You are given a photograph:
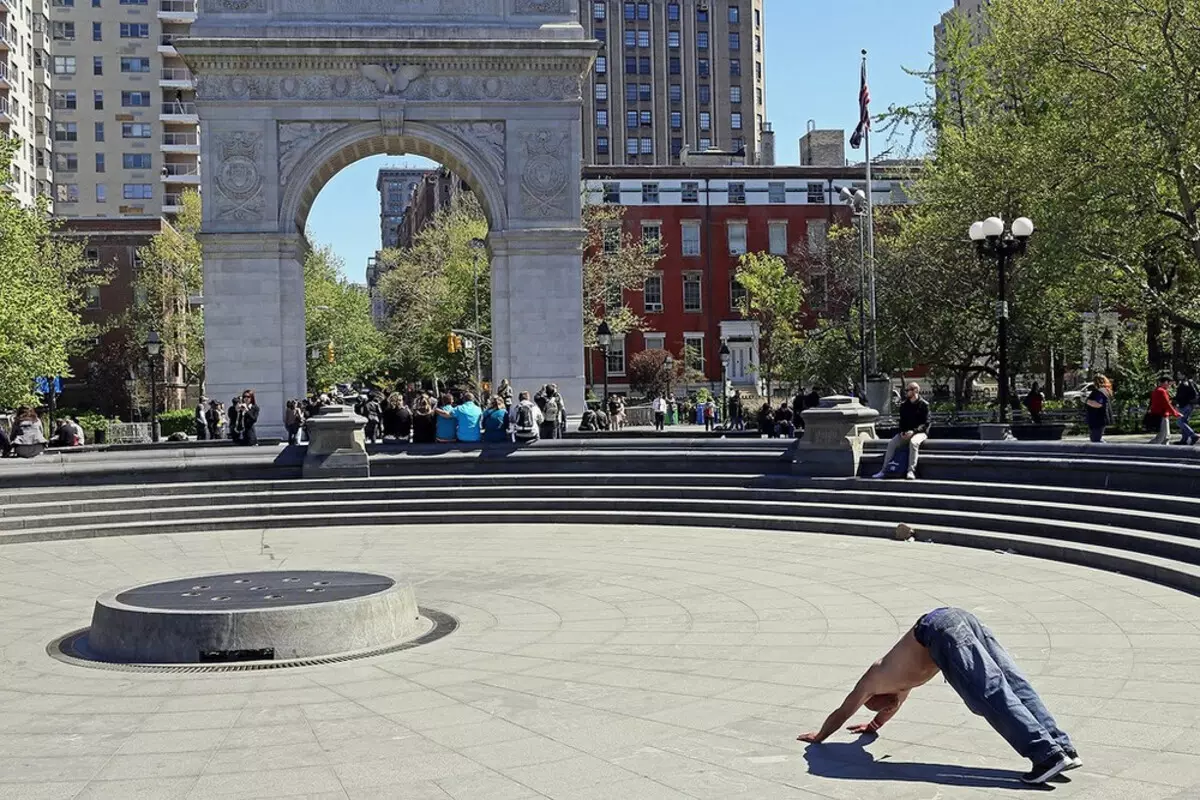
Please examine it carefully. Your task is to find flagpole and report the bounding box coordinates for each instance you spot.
[862,49,878,377]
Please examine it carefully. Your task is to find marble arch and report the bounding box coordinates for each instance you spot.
[177,0,595,436]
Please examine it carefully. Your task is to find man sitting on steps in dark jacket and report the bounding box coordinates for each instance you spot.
[874,382,931,480]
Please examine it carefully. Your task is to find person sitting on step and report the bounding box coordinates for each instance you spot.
[874,382,930,480]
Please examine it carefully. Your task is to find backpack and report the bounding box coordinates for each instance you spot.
[1175,380,1198,407]
[542,395,560,421]
[513,403,537,435]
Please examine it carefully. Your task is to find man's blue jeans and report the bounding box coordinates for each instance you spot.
[914,608,1072,763]
[1179,405,1196,443]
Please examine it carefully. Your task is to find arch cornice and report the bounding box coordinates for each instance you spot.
[278,121,509,235]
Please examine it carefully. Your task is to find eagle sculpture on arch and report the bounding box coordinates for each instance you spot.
[361,64,425,95]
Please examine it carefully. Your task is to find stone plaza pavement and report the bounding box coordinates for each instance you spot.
[1,523,1199,799]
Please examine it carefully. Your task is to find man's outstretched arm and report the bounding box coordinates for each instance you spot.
[845,689,910,735]
[796,671,874,743]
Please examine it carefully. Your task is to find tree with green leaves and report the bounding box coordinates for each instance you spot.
[376,192,490,389]
[734,252,805,399]
[127,189,204,398]
[582,204,664,348]
[0,139,106,409]
[305,244,388,393]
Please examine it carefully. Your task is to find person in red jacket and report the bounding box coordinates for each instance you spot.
[1149,375,1181,444]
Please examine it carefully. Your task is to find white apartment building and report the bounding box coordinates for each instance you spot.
[0,0,55,208]
[47,0,198,218]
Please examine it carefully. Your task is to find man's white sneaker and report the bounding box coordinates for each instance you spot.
[905,471,916,480]
[1021,753,1072,784]
[872,471,886,479]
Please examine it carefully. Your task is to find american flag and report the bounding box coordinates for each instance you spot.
[849,57,870,150]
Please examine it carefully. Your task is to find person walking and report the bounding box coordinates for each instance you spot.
[194,397,208,440]
[230,390,259,445]
[411,395,437,444]
[873,382,931,480]
[481,396,510,443]
[511,391,544,443]
[1148,374,1180,445]
[283,399,304,445]
[796,607,1081,785]
[433,392,458,443]
[1173,373,1198,445]
[651,394,667,431]
[1023,382,1045,425]
[1084,375,1112,443]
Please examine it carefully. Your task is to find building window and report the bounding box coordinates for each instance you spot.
[637,1,649,20]
[93,56,103,75]
[606,337,626,376]
[807,182,825,203]
[755,34,761,53]
[121,91,151,107]
[683,274,702,312]
[597,136,609,155]
[603,182,621,203]
[626,83,638,102]
[52,21,75,40]
[641,182,659,204]
[731,112,743,130]
[669,83,682,102]
[596,109,608,127]
[123,183,153,200]
[122,123,153,138]
[671,137,683,157]
[624,1,635,20]
[55,183,80,204]
[639,110,652,126]
[624,30,636,48]
[595,55,607,74]
[85,286,101,309]
[667,3,679,22]
[755,8,761,27]
[595,82,608,101]
[639,56,651,74]
[729,32,741,50]
[640,137,653,154]
[807,219,829,258]
[756,61,762,80]
[670,111,682,130]
[728,221,747,255]
[625,53,638,71]
[96,184,107,202]
[643,273,663,312]
[698,59,709,77]
[769,182,787,203]
[53,123,77,142]
[697,6,708,22]
[730,86,742,104]
[123,153,152,169]
[95,153,105,173]
[637,30,649,48]
[698,85,711,104]
[669,57,681,75]
[668,30,680,48]
[596,27,606,42]
[602,222,620,254]
[119,22,149,37]
[699,112,711,131]
[731,274,747,309]
[626,111,638,129]
[95,122,105,142]
[52,56,76,75]
[769,221,788,255]
[94,90,104,110]
[731,59,742,76]
[729,5,740,23]
[681,222,701,256]
[681,181,699,203]
[728,182,746,204]
[684,334,705,372]
[644,332,665,351]
[697,31,709,49]
[627,138,639,156]
[641,222,661,255]
[699,137,712,151]
[593,0,605,20]
[52,0,75,5]
[120,57,151,73]
[639,83,651,101]
[119,0,148,4]
[53,153,78,172]
[53,90,77,110]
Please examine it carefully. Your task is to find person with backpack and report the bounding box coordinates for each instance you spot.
[511,390,544,443]
[1173,373,1198,445]
[539,385,562,440]
[704,398,717,431]
[1148,375,1180,445]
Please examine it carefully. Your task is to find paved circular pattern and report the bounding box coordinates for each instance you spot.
[1,523,1199,800]
[115,571,395,611]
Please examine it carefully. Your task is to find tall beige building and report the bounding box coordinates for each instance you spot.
[582,0,768,166]
[935,0,987,47]
[47,0,198,219]
[0,0,55,208]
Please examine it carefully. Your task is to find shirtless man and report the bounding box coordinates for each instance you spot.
[796,607,1081,784]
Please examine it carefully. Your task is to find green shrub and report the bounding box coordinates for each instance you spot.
[157,409,195,438]
[75,413,111,433]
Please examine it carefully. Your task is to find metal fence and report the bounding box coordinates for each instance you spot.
[106,423,151,444]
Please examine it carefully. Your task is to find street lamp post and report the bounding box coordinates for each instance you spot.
[840,187,869,394]
[596,320,612,413]
[145,330,162,442]
[719,341,731,430]
[468,239,487,396]
[969,216,1035,424]
[663,354,674,404]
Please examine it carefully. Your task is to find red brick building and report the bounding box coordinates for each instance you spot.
[582,164,915,396]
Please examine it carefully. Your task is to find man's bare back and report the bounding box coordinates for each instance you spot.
[796,628,939,743]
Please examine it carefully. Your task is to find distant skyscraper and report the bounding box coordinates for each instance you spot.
[0,0,55,208]
[377,169,427,249]
[582,0,769,166]
[935,0,986,50]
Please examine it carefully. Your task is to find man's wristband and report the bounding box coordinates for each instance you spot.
[867,720,881,732]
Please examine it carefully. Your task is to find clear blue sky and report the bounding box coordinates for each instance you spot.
[308,0,948,283]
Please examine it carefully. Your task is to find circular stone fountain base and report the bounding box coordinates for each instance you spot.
[81,570,424,665]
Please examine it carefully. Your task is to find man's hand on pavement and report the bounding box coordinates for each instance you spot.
[796,732,823,743]
[845,723,876,734]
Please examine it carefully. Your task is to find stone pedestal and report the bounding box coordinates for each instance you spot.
[793,395,879,478]
[865,375,893,417]
[302,405,369,479]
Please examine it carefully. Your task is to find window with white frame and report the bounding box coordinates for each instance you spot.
[731,112,743,130]
[684,334,705,372]
[768,181,786,203]
[727,221,747,255]
[807,182,825,203]
[602,222,620,254]
[641,182,659,203]
[681,181,699,203]
[730,85,742,104]
[644,332,665,351]
[731,273,747,310]
[807,219,829,257]
[683,273,702,312]
[681,222,701,256]
[641,222,661,255]
[728,182,746,203]
[602,182,621,203]
[769,221,788,255]
[643,274,663,312]
[606,336,626,375]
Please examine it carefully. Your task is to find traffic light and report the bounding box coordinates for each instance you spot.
[326,342,335,363]
[447,333,458,353]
